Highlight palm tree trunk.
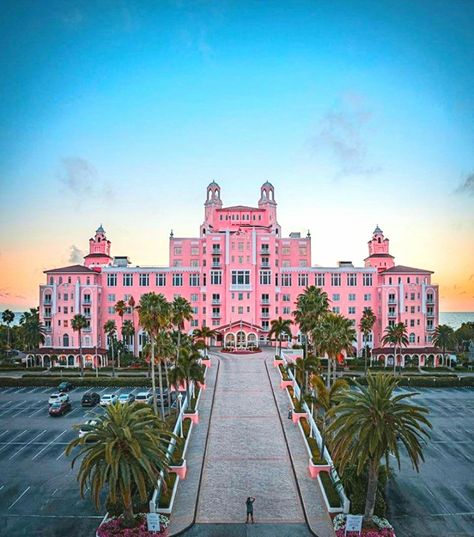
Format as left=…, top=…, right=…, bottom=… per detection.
left=158, top=359, right=165, bottom=420
left=393, top=345, right=396, bottom=375
left=326, top=355, right=331, bottom=389
left=164, top=359, right=171, bottom=409
left=364, top=459, right=380, bottom=522
left=279, top=336, right=282, bottom=358
left=79, top=330, right=84, bottom=377
left=133, top=312, right=138, bottom=358
left=111, top=337, right=115, bottom=378
left=151, top=339, right=158, bottom=416
left=123, top=497, right=135, bottom=528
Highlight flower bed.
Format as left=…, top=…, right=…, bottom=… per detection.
left=97, top=514, right=169, bottom=537
left=333, top=514, right=396, bottom=537
left=220, top=348, right=262, bottom=354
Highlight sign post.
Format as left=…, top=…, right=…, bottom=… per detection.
left=345, top=514, right=363, bottom=536
left=146, top=512, right=161, bottom=533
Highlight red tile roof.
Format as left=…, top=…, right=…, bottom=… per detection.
left=44, top=264, right=95, bottom=274
left=83, top=253, right=112, bottom=258
left=381, top=265, right=433, bottom=274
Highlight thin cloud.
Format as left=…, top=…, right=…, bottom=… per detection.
left=455, top=172, right=474, bottom=196
left=69, top=245, right=84, bottom=264
left=309, top=94, right=380, bottom=180
left=57, top=157, right=114, bottom=203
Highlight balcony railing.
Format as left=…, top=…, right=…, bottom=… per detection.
left=261, top=313, right=270, bottom=319
left=43, top=312, right=52, bottom=318
left=44, top=299, right=52, bottom=305
left=388, top=311, right=397, bottom=317
left=260, top=249, right=270, bottom=255
left=388, top=299, right=396, bottom=304
left=426, top=325, right=435, bottom=332
left=83, top=299, right=91, bottom=305
left=211, top=312, right=221, bottom=319
left=211, top=299, right=221, bottom=305
left=261, top=262, right=270, bottom=268
left=212, top=249, right=222, bottom=255
left=211, top=263, right=221, bottom=269
left=426, top=299, right=435, bottom=304
left=261, top=299, right=270, bottom=304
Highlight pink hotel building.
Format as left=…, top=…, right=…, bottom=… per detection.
left=31, top=181, right=441, bottom=368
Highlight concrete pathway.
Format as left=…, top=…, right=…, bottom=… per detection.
left=171, top=350, right=335, bottom=536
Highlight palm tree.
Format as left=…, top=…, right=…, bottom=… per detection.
left=268, top=316, right=293, bottom=358
left=382, top=322, right=409, bottom=374
left=2, top=309, right=15, bottom=349
left=433, top=324, right=455, bottom=367
left=317, top=313, right=356, bottom=388
left=122, top=320, right=135, bottom=351
left=309, top=375, right=348, bottom=460
left=171, top=296, right=193, bottom=363
left=327, top=373, right=431, bottom=522
left=359, top=308, right=376, bottom=372
left=193, top=326, right=218, bottom=357
left=293, top=286, right=329, bottom=359
left=19, top=308, right=45, bottom=351
left=169, top=345, right=205, bottom=404
left=65, top=402, right=173, bottom=528
left=128, top=296, right=138, bottom=358
left=104, top=320, right=117, bottom=377
left=114, top=300, right=127, bottom=368
left=71, top=314, right=88, bottom=377
left=293, top=354, right=320, bottom=398
left=138, top=293, right=171, bottom=417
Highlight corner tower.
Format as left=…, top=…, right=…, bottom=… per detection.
left=364, top=225, right=394, bottom=272
left=258, top=181, right=278, bottom=228
left=84, top=225, right=112, bottom=268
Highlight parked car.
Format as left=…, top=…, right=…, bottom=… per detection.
left=81, top=392, right=100, bottom=407
left=118, top=393, right=135, bottom=404
left=100, top=393, right=118, bottom=407
left=135, top=391, right=153, bottom=405
left=58, top=381, right=73, bottom=392
left=78, top=419, right=99, bottom=439
left=48, top=393, right=69, bottom=406
left=49, top=401, right=71, bottom=416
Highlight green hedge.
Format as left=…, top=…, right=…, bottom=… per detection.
left=0, top=366, right=47, bottom=371
left=319, top=471, right=341, bottom=508
left=158, top=473, right=177, bottom=508
left=0, top=377, right=151, bottom=388
left=348, top=376, right=474, bottom=388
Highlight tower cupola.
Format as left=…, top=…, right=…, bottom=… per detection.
left=364, top=224, right=394, bottom=271
left=258, top=181, right=276, bottom=206
left=84, top=224, right=112, bottom=268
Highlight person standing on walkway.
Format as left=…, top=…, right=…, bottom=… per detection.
left=245, top=496, right=255, bottom=523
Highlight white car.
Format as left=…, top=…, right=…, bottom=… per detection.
left=118, top=393, right=135, bottom=404
left=100, top=393, right=118, bottom=407
left=78, top=419, right=99, bottom=438
left=135, top=391, right=153, bottom=405
left=48, top=393, right=69, bottom=406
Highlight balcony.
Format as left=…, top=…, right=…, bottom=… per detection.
left=388, top=299, right=397, bottom=304
left=212, top=312, right=221, bottom=319
left=426, top=299, right=435, bottom=304
left=230, top=284, right=252, bottom=291
left=44, top=299, right=52, bottom=305
left=83, top=299, right=91, bottom=305
left=261, top=313, right=270, bottom=319
left=43, top=311, right=52, bottom=319
left=388, top=311, right=397, bottom=318
left=426, top=325, right=435, bottom=332
left=83, top=312, right=91, bottom=319
left=260, top=299, right=270, bottom=305
left=212, top=248, right=222, bottom=255
left=211, top=299, right=221, bottom=305
left=260, top=262, right=270, bottom=268
left=211, top=263, right=221, bottom=269
left=427, top=311, right=435, bottom=317
left=260, top=248, right=270, bottom=255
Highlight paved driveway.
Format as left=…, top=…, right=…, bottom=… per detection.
left=387, top=387, right=474, bottom=537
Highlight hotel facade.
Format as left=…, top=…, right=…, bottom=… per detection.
left=31, top=182, right=442, bottom=368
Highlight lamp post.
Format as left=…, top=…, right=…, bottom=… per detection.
left=177, top=393, right=183, bottom=438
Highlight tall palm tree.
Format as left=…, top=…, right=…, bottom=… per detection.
left=169, top=345, right=205, bottom=404
left=72, top=314, right=88, bottom=377
left=128, top=296, right=138, bottom=358
left=293, top=286, right=329, bottom=359
left=193, top=326, right=218, bottom=357
left=114, top=300, right=127, bottom=368
left=317, top=313, right=356, bottom=388
left=2, top=309, right=15, bottom=349
left=65, top=402, right=173, bottom=528
left=359, top=308, right=376, bottom=372
left=309, top=375, right=348, bottom=459
left=138, top=293, right=171, bottom=417
left=171, top=296, right=193, bottom=363
left=19, top=308, right=45, bottom=351
left=433, top=324, right=455, bottom=367
left=104, top=320, right=117, bottom=377
left=382, top=322, right=409, bottom=374
left=293, top=354, right=320, bottom=398
left=122, top=320, right=135, bottom=350
left=327, top=373, right=431, bottom=522
left=268, top=316, right=293, bottom=358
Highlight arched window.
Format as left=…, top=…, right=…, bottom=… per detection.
left=59, top=277, right=63, bottom=284
left=63, top=334, right=70, bottom=347
left=377, top=237, right=381, bottom=243
left=409, top=333, right=416, bottom=343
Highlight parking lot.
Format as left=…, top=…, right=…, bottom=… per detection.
left=388, top=387, right=474, bottom=537
left=0, top=385, right=148, bottom=537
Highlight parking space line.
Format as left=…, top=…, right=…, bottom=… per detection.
left=8, top=486, right=31, bottom=510
left=29, top=407, right=46, bottom=417
left=32, top=429, right=68, bottom=460
left=9, top=430, right=47, bottom=460
left=0, top=430, right=9, bottom=439
left=0, top=485, right=4, bottom=491
left=0, top=430, right=28, bottom=454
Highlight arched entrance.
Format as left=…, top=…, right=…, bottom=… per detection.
left=225, top=333, right=235, bottom=348
left=236, top=331, right=246, bottom=349
left=247, top=333, right=258, bottom=348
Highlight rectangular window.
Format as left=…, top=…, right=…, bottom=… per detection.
left=363, top=273, right=373, bottom=286
left=191, top=293, right=199, bottom=302
left=281, top=274, right=292, bottom=286
left=139, top=273, right=149, bottom=286
left=238, top=306, right=243, bottom=314
left=299, top=260, right=307, bottom=267
left=108, top=294, right=116, bottom=302
left=348, top=306, right=356, bottom=314
left=231, top=270, right=250, bottom=286
left=189, top=274, right=200, bottom=286
left=282, top=294, right=290, bottom=302
left=315, top=273, right=325, bottom=287
left=349, top=293, right=356, bottom=301
left=191, top=247, right=199, bottom=256
left=410, top=319, right=415, bottom=327
left=282, top=260, right=290, bottom=268
left=298, top=273, right=308, bottom=286
left=332, top=306, right=340, bottom=314
left=364, top=293, right=371, bottom=301
left=191, top=319, right=198, bottom=327
left=191, top=259, right=199, bottom=267
left=210, top=270, right=222, bottom=285
left=123, top=274, right=133, bottom=287
left=108, top=306, right=115, bottom=314
left=283, top=306, right=291, bottom=314
left=410, top=293, right=415, bottom=300
left=156, top=273, right=166, bottom=286
left=332, top=294, right=340, bottom=301
left=173, top=260, right=182, bottom=267
left=83, top=294, right=91, bottom=303
left=64, top=306, right=68, bottom=314
left=259, top=270, right=271, bottom=285
left=282, top=247, right=290, bottom=255
left=64, top=320, right=68, bottom=328
left=388, top=293, right=396, bottom=303
left=63, top=293, right=69, bottom=301
left=192, top=306, right=198, bottom=314
left=174, top=247, right=182, bottom=255
left=107, top=273, right=117, bottom=286
left=299, top=247, right=307, bottom=256
left=347, top=273, right=357, bottom=286
left=331, top=273, right=341, bottom=286
left=172, top=273, right=183, bottom=286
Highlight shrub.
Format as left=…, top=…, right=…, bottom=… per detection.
left=158, top=474, right=177, bottom=508
left=278, top=364, right=289, bottom=380
left=319, top=471, right=341, bottom=508
left=0, top=377, right=152, bottom=388
left=300, top=417, right=310, bottom=437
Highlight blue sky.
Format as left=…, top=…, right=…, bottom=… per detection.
left=0, top=0, right=473, bottom=311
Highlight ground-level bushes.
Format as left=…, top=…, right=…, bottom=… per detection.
left=348, top=376, right=474, bottom=388
left=0, top=376, right=152, bottom=388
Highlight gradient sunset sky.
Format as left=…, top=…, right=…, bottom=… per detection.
left=0, top=0, right=473, bottom=312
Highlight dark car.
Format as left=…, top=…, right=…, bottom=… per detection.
left=58, top=381, right=73, bottom=392
left=81, top=392, right=100, bottom=407
left=49, top=401, right=71, bottom=416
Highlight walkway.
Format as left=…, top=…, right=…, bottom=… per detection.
left=170, top=349, right=335, bottom=536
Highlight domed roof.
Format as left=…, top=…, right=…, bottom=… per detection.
left=262, top=180, right=274, bottom=188
left=96, top=224, right=105, bottom=234
left=208, top=180, right=220, bottom=188
left=373, top=224, right=383, bottom=235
